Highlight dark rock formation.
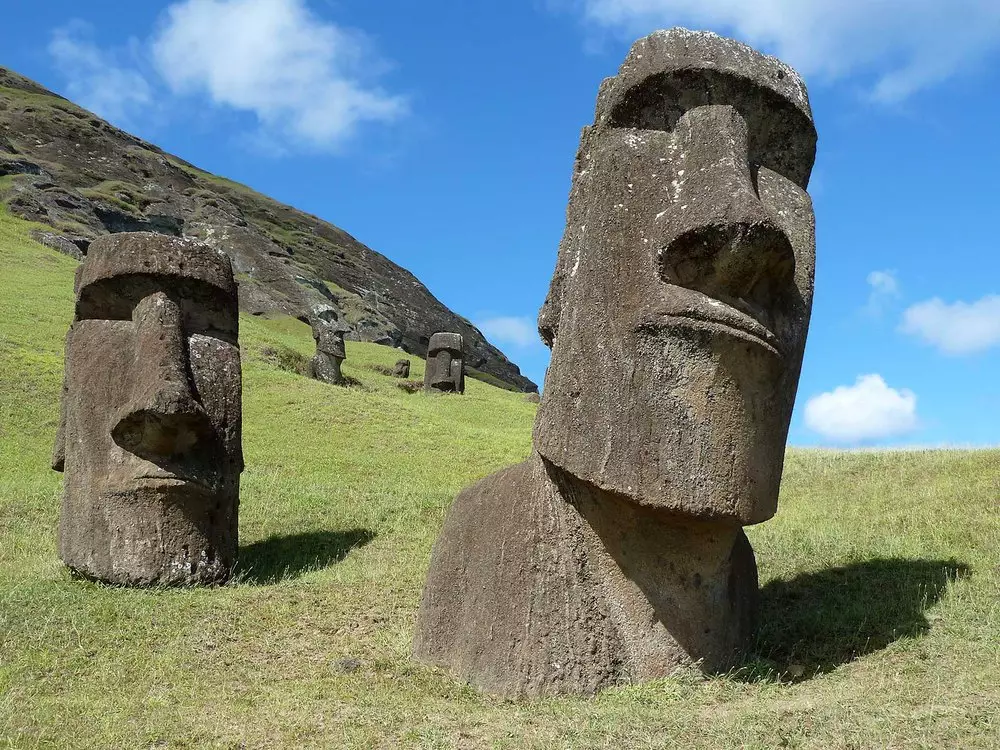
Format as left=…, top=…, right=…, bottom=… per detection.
left=392, top=359, right=411, bottom=378
left=307, top=305, right=348, bottom=385
left=0, top=66, right=536, bottom=392
left=414, top=28, right=817, bottom=696
left=53, top=232, right=244, bottom=586
left=423, top=333, right=465, bottom=394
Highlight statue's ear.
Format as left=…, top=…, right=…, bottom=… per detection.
left=537, top=285, right=560, bottom=349
left=52, top=327, right=72, bottom=472
left=538, top=126, right=596, bottom=350
left=52, top=400, right=66, bottom=472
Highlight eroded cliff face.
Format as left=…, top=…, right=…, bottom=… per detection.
left=0, top=67, right=537, bottom=392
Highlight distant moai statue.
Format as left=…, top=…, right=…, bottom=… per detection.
left=53, top=233, right=244, bottom=586
left=423, top=333, right=465, bottom=394
left=414, top=29, right=817, bottom=696
left=392, top=359, right=411, bottom=378
left=309, top=305, right=349, bottom=385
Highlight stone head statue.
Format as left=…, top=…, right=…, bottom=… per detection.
left=536, top=28, right=816, bottom=524
left=423, top=332, right=465, bottom=394
left=308, top=304, right=349, bottom=384
left=414, top=30, right=818, bottom=697
left=53, top=232, right=243, bottom=585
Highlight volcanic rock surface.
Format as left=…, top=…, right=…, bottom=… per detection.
left=0, top=67, right=536, bottom=392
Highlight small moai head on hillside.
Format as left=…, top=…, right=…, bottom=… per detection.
left=535, top=28, right=818, bottom=524
left=424, top=332, right=465, bottom=394
left=309, top=305, right=349, bottom=384
left=393, top=359, right=411, bottom=378
left=53, top=232, right=243, bottom=585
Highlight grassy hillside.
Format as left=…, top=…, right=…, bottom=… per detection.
left=0, top=208, right=998, bottom=749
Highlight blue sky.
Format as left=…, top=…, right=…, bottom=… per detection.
left=4, top=0, right=1000, bottom=447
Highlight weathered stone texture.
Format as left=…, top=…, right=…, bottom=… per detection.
left=392, top=359, right=411, bottom=378
left=423, top=333, right=465, bottom=394
left=415, top=28, right=817, bottom=696
left=53, top=232, right=243, bottom=586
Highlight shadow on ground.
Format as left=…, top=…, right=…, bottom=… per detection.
left=237, top=528, right=375, bottom=584
left=739, top=557, right=970, bottom=682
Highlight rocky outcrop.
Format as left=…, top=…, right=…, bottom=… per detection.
left=0, top=67, right=536, bottom=392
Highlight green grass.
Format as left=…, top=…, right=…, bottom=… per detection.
left=0, top=205, right=998, bottom=749
left=79, top=180, right=152, bottom=214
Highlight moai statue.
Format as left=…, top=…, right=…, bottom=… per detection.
left=309, top=305, right=349, bottom=385
left=423, top=333, right=465, bottom=394
left=53, top=233, right=243, bottom=586
left=414, top=29, right=817, bottom=696
left=392, top=359, right=411, bottom=378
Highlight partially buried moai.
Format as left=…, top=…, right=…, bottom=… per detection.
left=423, top=333, right=464, bottom=394
left=308, top=305, right=348, bottom=385
left=414, top=29, right=817, bottom=696
left=53, top=233, right=244, bottom=586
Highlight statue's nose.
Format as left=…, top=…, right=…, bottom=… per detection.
left=659, top=105, right=794, bottom=307
left=112, top=292, right=213, bottom=459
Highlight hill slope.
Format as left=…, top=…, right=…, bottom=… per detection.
left=0, top=67, right=537, bottom=393
left=1, top=206, right=998, bottom=748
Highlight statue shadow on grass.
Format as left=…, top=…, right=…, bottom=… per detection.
left=737, top=557, right=970, bottom=682
left=236, top=528, right=376, bottom=585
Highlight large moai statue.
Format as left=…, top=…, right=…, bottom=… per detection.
left=414, top=29, right=817, bottom=696
left=308, top=305, right=348, bottom=385
left=423, top=333, right=465, bottom=394
left=53, top=233, right=244, bottom=586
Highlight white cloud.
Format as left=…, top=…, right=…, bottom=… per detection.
left=864, top=269, right=900, bottom=316
left=477, top=316, right=539, bottom=348
left=48, top=22, right=152, bottom=124
left=804, top=374, right=919, bottom=443
left=150, top=0, right=406, bottom=150
left=573, top=0, right=1000, bottom=102
left=900, top=295, right=1000, bottom=355
left=867, top=270, right=899, bottom=298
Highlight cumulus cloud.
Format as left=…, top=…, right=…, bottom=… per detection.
left=864, top=269, right=901, bottom=316
left=150, top=0, right=406, bottom=150
left=572, top=0, right=1000, bottom=101
left=48, top=22, right=152, bottom=124
left=900, top=295, right=1000, bottom=355
left=804, top=374, right=919, bottom=443
left=477, top=316, right=540, bottom=348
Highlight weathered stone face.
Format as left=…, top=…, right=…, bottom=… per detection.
left=53, top=232, right=242, bottom=585
left=309, top=305, right=349, bottom=384
left=392, top=359, right=411, bottom=378
left=423, top=332, right=465, bottom=394
left=535, top=29, right=817, bottom=524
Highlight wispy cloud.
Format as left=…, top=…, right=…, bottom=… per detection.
left=568, top=0, right=1000, bottom=102
left=150, top=0, right=407, bottom=152
left=476, top=316, right=540, bottom=348
left=900, top=295, right=1000, bottom=355
left=804, top=374, right=919, bottom=443
left=48, top=22, right=152, bottom=125
left=864, top=269, right=901, bottom=316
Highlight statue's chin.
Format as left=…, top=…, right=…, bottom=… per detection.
left=536, top=325, right=792, bottom=524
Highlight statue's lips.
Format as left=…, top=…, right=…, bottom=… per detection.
left=648, top=292, right=783, bottom=358
left=133, top=475, right=215, bottom=494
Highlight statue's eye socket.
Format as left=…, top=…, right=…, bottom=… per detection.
left=75, top=277, right=238, bottom=344
left=606, top=70, right=815, bottom=189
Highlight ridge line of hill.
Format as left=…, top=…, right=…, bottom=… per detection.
left=0, top=66, right=538, bottom=393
